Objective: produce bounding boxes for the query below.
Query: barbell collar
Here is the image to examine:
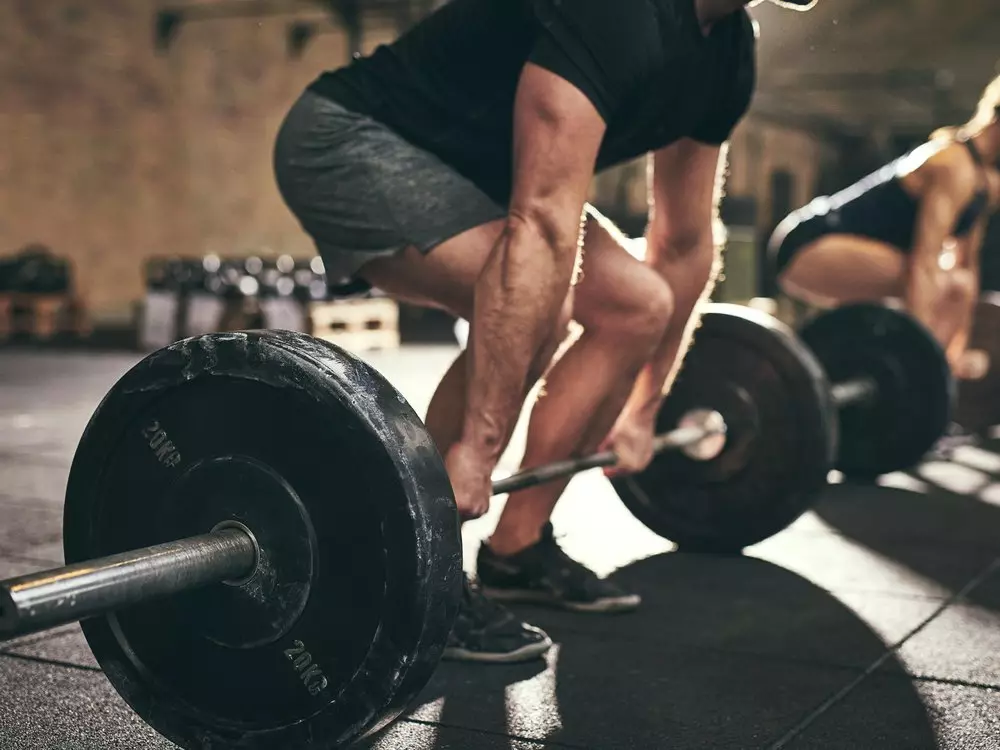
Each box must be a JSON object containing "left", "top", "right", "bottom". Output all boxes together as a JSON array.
[{"left": 0, "top": 527, "right": 258, "bottom": 641}]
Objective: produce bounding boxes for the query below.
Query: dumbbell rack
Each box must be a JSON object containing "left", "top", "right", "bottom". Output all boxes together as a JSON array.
[{"left": 141, "top": 255, "right": 401, "bottom": 354}]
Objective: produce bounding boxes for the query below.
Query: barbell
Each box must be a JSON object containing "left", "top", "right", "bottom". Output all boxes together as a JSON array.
[{"left": 0, "top": 301, "right": 951, "bottom": 748}]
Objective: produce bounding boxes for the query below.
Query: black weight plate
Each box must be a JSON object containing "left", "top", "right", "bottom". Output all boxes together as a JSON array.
[
  {"left": 954, "top": 293, "right": 1000, "bottom": 436},
  {"left": 800, "top": 303, "right": 954, "bottom": 478},
  {"left": 163, "top": 455, "right": 318, "bottom": 650},
  {"left": 63, "top": 331, "right": 462, "bottom": 750},
  {"left": 612, "top": 304, "right": 835, "bottom": 552}
]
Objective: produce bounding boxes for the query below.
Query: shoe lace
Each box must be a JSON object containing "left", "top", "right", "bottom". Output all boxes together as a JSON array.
[
  {"left": 537, "top": 530, "right": 598, "bottom": 583},
  {"left": 462, "top": 576, "right": 511, "bottom": 621}
]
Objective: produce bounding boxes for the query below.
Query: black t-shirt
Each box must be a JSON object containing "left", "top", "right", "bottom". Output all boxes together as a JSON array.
[{"left": 309, "top": 0, "right": 756, "bottom": 205}]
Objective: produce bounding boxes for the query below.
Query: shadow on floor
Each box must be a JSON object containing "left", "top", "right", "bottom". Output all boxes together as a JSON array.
[
  {"left": 376, "top": 553, "right": 934, "bottom": 750},
  {"left": 816, "top": 442, "right": 1000, "bottom": 609}
]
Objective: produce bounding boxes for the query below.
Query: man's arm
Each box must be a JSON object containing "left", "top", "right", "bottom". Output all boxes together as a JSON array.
[
  {"left": 906, "top": 166, "right": 964, "bottom": 342},
  {"left": 461, "top": 63, "right": 606, "bottom": 460},
  {"left": 620, "top": 139, "right": 727, "bottom": 422}
]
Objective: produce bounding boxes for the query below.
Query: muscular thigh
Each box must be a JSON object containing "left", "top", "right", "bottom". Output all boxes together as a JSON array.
[
  {"left": 275, "top": 91, "right": 505, "bottom": 296},
  {"left": 359, "top": 219, "right": 506, "bottom": 319},
  {"left": 573, "top": 206, "right": 668, "bottom": 328},
  {"left": 360, "top": 203, "right": 649, "bottom": 325},
  {"left": 362, "top": 207, "right": 593, "bottom": 321}
]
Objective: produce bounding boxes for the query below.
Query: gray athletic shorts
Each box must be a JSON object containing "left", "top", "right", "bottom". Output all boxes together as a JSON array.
[{"left": 273, "top": 91, "right": 506, "bottom": 287}]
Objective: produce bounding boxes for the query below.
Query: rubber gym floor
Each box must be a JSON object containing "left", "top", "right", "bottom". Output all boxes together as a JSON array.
[{"left": 1, "top": 346, "right": 999, "bottom": 750}]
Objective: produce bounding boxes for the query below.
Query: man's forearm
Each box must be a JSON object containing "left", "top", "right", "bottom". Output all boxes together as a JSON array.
[
  {"left": 461, "top": 219, "right": 577, "bottom": 460},
  {"left": 622, "top": 240, "right": 720, "bottom": 422}
]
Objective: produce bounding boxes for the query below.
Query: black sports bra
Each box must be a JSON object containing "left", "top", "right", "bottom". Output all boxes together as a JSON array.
[
  {"left": 805, "top": 138, "right": 991, "bottom": 254},
  {"left": 952, "top": 139, "right": 991, "bottom": 237}
]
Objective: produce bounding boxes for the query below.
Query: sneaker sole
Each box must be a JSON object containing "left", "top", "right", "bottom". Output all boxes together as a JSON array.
[
  {"left": 481, "top": 587, "right": 642, "bottom": 613},
  {"left": 441, "top": 635, "right": 554, "bottom": 664}
]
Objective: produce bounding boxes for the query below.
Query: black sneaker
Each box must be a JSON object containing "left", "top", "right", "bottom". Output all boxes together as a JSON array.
[
  {"left": 477, "top": 524, "right": 642, "bottom": 613},
  {"left": 441, "top": 577, "right": 553, "bottom": 664}
]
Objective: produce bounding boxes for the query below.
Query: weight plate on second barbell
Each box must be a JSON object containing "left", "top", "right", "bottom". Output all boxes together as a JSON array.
[
  {"left": 612, "top": 304, "right": 835, "bottom": 553},
  {"left": 800, "top": 303, "right": 953, "bottom": 479}
]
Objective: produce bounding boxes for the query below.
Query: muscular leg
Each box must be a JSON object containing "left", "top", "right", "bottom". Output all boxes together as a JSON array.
[
  {"left": 421, "top": 319, "right": 573, "bottom": 459},
  {"left": 777, "top": 234, "right": 907, "bottom": 307},
  {"left": 488, "top": 218, "right": 672, "bottom": 555},
  {"left": 358, "top": 219, "right": 571, "bottom": 662},
  {"left": 359, "top": 220, "right": 574, "bottom": 466}
]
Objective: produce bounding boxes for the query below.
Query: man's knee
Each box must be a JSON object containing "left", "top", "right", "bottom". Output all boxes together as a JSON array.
[
  {"left": 637, "top": 278, "right": 674, "bottom": 342},
  {"left": 593, "top": 271, "right": 674, "bottom": 349}
]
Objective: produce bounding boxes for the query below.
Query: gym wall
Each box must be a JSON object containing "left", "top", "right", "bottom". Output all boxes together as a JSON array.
[
  {"left": 588, "top": 116, "right": 829, "bottom": 301},
  {"left": 0, "top": 1, "right": 830, "bottom": 325},
  {"left": 588, "top": 117, "right": 827, "bottom": 226},
  {"left": 0, "top": 1, "right": 402, "bottom": 326},
  {"left": 727, "top": 120, "right": 828, "bottom": 225}
]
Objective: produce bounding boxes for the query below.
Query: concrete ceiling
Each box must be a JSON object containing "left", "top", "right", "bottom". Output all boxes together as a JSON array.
[{"left": 748, "top": 0, "right": 1000, "bottom": 137}]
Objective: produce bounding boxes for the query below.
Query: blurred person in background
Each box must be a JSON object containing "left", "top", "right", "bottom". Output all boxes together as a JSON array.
[{"left": 771, "top": 74, "right": 1000, "bottom": 381}]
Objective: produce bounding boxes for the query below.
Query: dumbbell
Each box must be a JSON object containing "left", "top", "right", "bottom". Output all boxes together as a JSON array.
[
  {"left": 238, "top": 256, "right": 264, "bottom": 298},
  {"left": 10, "top": 244, "right": 70, "bottom": 294},
  {"left": 181, "top": 256, "right": 230, "bottom": 337},
  {"left": 35, "top": 257, "right": 71, "bottom": 294},
  {"left": 0, "top": 302, "right": 951, "bottom": 748},
  {"left": 259, "top": 255, "right": 309, "bottom": 332},
  {"left": 216, "top": 256, "right": 266, "bottom": 329},
  {"left": 292, "top": 256, "right": 329, "bottom": 302},
  {"left": 259, "top": 255, "right": 298, "bottom": 300},
  {"left": 139, "top": 257, "right": 187, "bottom": 350},
  {"left": 144, "top": 257, "right": 172, "bottom": 292}
]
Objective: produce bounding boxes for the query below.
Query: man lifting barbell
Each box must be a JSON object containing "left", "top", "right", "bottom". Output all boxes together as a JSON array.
[
  {"left": 769, "top": 73, "right": 1000, "bottom": 380},
  {"left": 0, "top": 299, "right": 955, "bottom": 750},
  {"left": 275, "top": 0, "right": 818, "bottom": 664}
]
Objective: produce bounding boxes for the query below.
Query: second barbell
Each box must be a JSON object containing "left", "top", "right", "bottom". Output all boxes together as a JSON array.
[{"left": 600, "top": 301, "right": 952, "bottom": 552}]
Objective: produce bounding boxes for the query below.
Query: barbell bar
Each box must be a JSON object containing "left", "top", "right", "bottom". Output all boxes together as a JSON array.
[
  {"left": 492, "top": 410, "right": 728, "bottom": 495},
  {"left": 0, "top": 526, "right": 258, "bottom": 638},
  {"left": 0, "top": 405, "right": 734, "bottom": 641},
  {"left": 0, "top": 301, "right": 952, "bottom": 749},
  {"left": 493, "top": 361, "right": 879, "bottom": 498},
  {"left": 2, "top": 408, "right": 735, "bottom": 641},
  {"left": 0, "top": 362, "right": 880, "bottom": 640},
  {"left": 0, "top": 414, "right": 730, "bottom": 642}
]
